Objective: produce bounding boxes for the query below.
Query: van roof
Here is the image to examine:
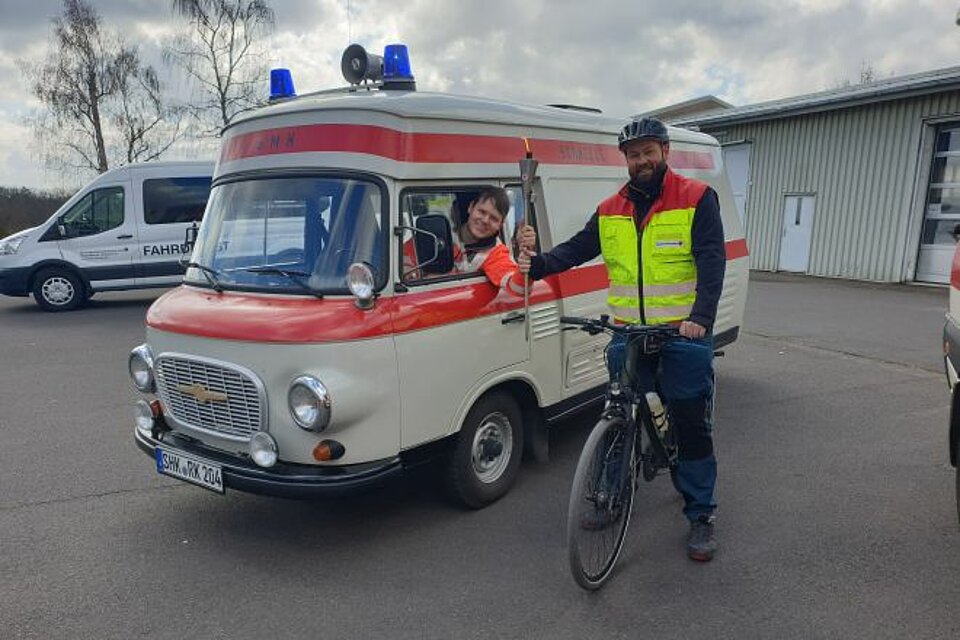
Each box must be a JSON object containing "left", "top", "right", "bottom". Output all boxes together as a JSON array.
[
  {"left": 229, "top": 90, "right": 717, "bottom": 146},
  {"left": 92, "top": 160, "right": 215, "bottom": 180}
]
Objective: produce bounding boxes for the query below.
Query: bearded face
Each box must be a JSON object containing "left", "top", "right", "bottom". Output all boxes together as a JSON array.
[{"left": 623, "top": 139, "right": 669, "bottom": 185}]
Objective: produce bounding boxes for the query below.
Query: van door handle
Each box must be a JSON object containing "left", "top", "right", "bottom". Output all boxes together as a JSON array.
[
  {"left": 501, "top": 311, "right": 525, "bottom": 325},
  {"left": 117, "top": 234, "right": 133, "bottom": 239}
]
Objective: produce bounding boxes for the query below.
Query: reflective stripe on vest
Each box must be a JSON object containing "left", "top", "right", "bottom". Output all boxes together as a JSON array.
[{"left": 597, "top": 170, "right": 706, "bottom": 325}]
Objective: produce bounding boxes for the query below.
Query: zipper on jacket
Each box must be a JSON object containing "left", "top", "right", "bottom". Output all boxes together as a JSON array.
[{"left": 637, "top": 221, "right": 646, "bottom": 325}]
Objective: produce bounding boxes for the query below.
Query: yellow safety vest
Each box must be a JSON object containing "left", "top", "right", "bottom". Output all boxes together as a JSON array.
[{"left": 597, "top": 169, "right": 707, "bottom": 324}]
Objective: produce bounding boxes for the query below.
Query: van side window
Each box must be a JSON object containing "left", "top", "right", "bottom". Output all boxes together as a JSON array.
[
  {"left": 400, "top": 187, "right": 485, "bottom": 284},
  {"left": 143, "top": 177, "right": 212, "bottom": 224},
  {"left": 58, "top": 187, "right": 125, "bottom": 238}
]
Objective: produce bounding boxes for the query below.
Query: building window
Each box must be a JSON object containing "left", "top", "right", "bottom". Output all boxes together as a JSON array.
[
  {"left": 916, "top": 124, "right": 960, "bottom": 283},
  {"left": 923, "top": 126, "right": 960, "bottom": 244}
]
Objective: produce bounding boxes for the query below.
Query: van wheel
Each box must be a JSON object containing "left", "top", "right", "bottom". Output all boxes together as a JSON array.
[
  {"left": 32, "top": 268, "right": 87, "bottom": 312},
  {"left": 446, "top": 391, "right": 524, "bottom": 509}
]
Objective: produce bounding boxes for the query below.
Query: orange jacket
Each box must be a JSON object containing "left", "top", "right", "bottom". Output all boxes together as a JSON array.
[{"left": 403, "top": 236, "right": 528, "bottom": 298}]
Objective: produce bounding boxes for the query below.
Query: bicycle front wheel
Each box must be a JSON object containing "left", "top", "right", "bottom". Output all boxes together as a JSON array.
[{"left": 566, "top": 416, "right": 637, "bottom": 590}]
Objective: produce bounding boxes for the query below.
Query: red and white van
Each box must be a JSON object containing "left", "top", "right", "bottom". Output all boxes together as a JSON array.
[
  {"left": 944, "top": 241, "right": 960, "bottom": 516},
  {"left": 129, "top": 46, "right": 749, "bottom": 507}
]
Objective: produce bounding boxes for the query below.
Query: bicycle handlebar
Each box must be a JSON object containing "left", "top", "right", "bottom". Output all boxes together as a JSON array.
[{"left": 559, "top": 314, "right": 682, "bottom": 338}]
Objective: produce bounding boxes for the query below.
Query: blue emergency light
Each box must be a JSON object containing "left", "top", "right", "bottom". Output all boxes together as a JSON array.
[
  {"left": 383, "top": 44, "right": 413, "bottom": 81},
  {"left": 270, "top": 68, "right": 296, "bottom": 101}
]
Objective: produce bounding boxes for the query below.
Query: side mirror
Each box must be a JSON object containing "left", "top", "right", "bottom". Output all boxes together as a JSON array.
[
  {"left": 413, "top": 214, "right": 454, "bottom": 274},
  {"left": 953, "top": 223, "right": 960, "bottom": 242}
]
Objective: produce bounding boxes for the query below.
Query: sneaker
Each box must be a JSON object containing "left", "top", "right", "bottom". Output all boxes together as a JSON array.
[{"left": 687, "top": 514, "right": 717, "bottom": 562}]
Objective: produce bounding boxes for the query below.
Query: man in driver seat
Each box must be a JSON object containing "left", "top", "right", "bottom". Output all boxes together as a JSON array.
[{"left": 407, "top": 186, "right": 536, "bottom": 299}]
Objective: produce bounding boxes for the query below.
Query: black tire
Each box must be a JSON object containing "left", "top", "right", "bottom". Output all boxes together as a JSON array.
[
  {"left": 32, "top": 268, "right": 88, "bottom": 312},
  {"left": 446, "top": 391, "right": 524, "bottom": 509},
  {"left": 566, "top": 416, "right": 636, "bottom": 590}
]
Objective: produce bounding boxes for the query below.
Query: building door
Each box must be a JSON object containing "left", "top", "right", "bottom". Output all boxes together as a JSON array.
[
  {"left": 916, "top": 125, "right": 960, "bottom": 283},
  {"left": 722, "top": 142, "right": 752, "bottom": 223},
  {"left": 779, "top": 194, "right": 815, "bottom": 272}
]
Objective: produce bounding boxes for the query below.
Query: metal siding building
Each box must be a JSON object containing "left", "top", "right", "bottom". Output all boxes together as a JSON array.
[{"left": 670, "top": 67, "right": 960, "bottom": 283}]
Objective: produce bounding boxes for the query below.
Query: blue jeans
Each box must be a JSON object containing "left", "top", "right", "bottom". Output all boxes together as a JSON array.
[{"left": 606, "top": 332, "right": 717, "bottom": 521}]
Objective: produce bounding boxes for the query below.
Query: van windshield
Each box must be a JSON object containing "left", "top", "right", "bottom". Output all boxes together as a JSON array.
[{"left": 186, "top": 176, "right": 386, "bottom": 295}]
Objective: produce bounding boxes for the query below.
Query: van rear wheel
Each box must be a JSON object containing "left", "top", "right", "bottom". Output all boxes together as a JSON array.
[
  {"left": 446, "top": 391, "right": 524, "bottom": 509},
  {"left": 32, "top": 268, "right": 87, "bottom": 312}
]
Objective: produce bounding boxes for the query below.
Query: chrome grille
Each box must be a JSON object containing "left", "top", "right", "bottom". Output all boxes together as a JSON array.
[{"left": 155, "top": 355, "right": 264, "bottom": 441}]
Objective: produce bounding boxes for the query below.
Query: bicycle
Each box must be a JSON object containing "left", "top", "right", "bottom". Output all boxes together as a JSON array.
[{"left": 562, "top": 314, "right": 684, "bottom": 590}]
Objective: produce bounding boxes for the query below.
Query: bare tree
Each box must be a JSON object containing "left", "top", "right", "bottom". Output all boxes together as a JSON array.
[
  {"left": 113, "top": 55, "right": 184, "bottom": 163},
  {"left": 832, "top": 61, "right": 883, "bottom": 90},
  {"left": 164, "top": 0, "right": 275, "bottom": 137},
  {"left": 20, "top": 0, "right": 181, "bottom": 177}
]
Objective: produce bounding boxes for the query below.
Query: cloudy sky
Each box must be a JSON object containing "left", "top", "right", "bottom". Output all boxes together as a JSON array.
[{"left": 0, "top": 0, "right": 959, "bottom": 190}]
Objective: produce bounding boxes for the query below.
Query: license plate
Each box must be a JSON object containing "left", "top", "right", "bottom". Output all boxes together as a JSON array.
[{"left": 156, "top": 446, "right": 224, "bottom": 494}]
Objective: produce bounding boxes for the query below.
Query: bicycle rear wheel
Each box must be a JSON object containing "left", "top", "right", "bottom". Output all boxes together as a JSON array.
[{"left": 566, "top": 416, "right": 637, "bottom": 590}]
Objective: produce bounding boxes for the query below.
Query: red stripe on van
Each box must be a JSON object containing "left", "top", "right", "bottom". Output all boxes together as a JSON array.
[
  {"left": 219, "top": 124, "right": 715, "bottom": 170},
  {"left": 147, "top": 282, "right": 549, "bottom": 343},
  {"left": 148, "top": 241, "right": 745, "bottom": 343},
  {"left": 725, "top": 238, "right": 749, "bottom": 259}
]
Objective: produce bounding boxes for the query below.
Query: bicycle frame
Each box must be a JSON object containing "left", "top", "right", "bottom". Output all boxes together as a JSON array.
[{"left": 564, "top": 314, "right": 679, "bottom": 502}]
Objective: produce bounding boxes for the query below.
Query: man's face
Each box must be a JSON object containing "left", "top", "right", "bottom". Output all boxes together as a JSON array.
[
  {"left": 466, "top": 197, "right": 505, "bottom": 240},
  {"left": 624, "top": 139, "right": 669, "bottom": 183}
]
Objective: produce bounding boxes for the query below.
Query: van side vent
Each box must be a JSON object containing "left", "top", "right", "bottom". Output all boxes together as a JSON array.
[
  {"left": 564, "top": 342, "right": 607, "bottom": 389},
  {"left": 530, "top": 304, "right": 560, "bottom": 341}
]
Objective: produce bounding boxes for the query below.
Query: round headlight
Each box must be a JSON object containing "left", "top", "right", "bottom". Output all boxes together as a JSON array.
[
  {"left": 249, "top": 431, "right": 278, "bottom": 468},
  {"left": 129, "top": 344, "right": 156, "bottom": 393},
  {"left": 134, "top": 400, "right": 155, "bottom": 436},
  {"left": 347, "top": 262, "right": 375, "bottom": 308},
  {"left": 288, "top": 376, "right": 332, "bottom": 431}
]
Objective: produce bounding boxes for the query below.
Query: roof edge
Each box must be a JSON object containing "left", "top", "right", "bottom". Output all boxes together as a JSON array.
[{"left": 673, "top": 66, "right": 960, "bottom": 127}]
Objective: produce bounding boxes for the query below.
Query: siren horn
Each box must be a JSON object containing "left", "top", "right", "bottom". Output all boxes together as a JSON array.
[{"left": 341, "top": 44, "right": 384, "bottom": 85}]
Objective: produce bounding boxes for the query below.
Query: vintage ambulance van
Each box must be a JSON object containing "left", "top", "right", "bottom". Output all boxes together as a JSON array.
[
  {"left": 0, "top": 161, "right": 213, "bottom": 311},
  {"left": 129, "top": 45, "right": 749, "bottom": 508}
]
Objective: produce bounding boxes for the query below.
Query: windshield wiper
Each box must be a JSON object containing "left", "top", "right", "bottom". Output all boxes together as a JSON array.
[
  {"left": 185, "top": 261, "right": 224, "bottom": 292},
  {"left": 241, "top": 265, "right": 324, "bottom": 299}
]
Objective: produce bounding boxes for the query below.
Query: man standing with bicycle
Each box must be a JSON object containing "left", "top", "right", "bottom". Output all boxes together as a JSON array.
[{"left": 518, "top": 117, "right": 725, "bottom": 562}]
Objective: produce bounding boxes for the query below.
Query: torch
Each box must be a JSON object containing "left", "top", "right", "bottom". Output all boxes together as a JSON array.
[{"left": 519, "top": 138, "right": 539, "bottom": 341}]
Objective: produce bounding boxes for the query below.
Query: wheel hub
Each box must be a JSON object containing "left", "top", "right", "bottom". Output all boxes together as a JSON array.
[
  {"left": 42, "top": 277, "right": 74, "bottom": 305},
  {"left": 470, "top": 412, "right": 512, "bottom": 484}
]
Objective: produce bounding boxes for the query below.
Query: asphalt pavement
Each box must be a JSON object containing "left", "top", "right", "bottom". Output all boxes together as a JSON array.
[{"left": 1, "top": 275, "right": 958, "bottom": 640}]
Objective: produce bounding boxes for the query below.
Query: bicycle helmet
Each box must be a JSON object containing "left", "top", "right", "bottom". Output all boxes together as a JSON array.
[{"left": 618, "top": 117, "right": 669, "bottom": 149}]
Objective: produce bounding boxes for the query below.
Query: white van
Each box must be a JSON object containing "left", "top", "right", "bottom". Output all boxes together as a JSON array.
[
  {"left": 0, "top": 161, "right": 214, "bottom": 311},
  {"left": 128, "top": 46, "right": 749, "bottom": 507}
]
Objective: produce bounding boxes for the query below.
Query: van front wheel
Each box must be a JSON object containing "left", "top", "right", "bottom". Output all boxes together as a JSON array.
[
  {"left": 446, "top": 391, "right": 524, "bottom": 509},
  {"left": 32, "top": 268, "right": 87, "bottom": 312}
]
